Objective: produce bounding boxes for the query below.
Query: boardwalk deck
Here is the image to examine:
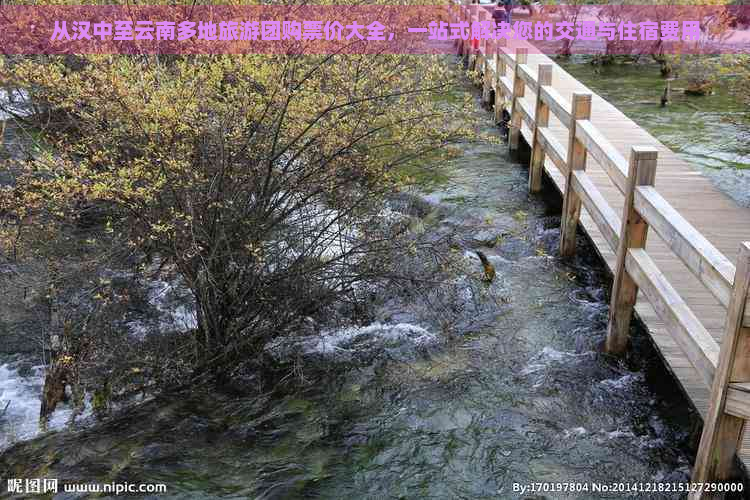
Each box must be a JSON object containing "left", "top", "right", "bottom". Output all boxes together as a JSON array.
[{"left": 482, "top": 49, "right": 750, "bottom": 472}]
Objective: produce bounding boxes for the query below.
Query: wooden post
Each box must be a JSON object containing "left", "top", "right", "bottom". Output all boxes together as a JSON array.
[
  {"left": 468, "top": 7, "right": 477, "bottom": 71},
  {"left": 493, "top": 39, "right": 507, "bottom": 123},
  {"left": 456, "top": 6, "right": 462, "bottom": 55},
  {"left": 508, "top": 47, "right": 528, "bottom": 152},
  {"left": 496, "top": 38, "right": 507, "bottom": 75},
  {"left": 456, "top": 11, "right": 463, "bottom": 56},
  {"left": 477, "top": 7, "right": 487, "bottom": 69},
  {"left": 528, "top": 64, "right": 552, "bottom": 193},
  {"left": 603, "top": 146, "right": 658, "bottom": 353},
  {"left": 558, "top": 92, "right": 592, "bottom": 257},
  {"left": 451, "top": 3, "right": 463, "bottom": 54},
  {"left": 482, "top": 39, "right": 493, "bottom": 105},
  {"left": 461, "top": 7, "right": 469, "bottom": 63},
  {"left": 690, "top": 242, "right": 750, "bottom": 495},
  {"left": 460, "top": 7, "right": 466, "bottom": 58}
]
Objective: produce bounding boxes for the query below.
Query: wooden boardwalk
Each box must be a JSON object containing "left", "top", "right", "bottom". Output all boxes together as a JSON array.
[{"left": 457, "top": 5, "right": 750, "bottom": 490}]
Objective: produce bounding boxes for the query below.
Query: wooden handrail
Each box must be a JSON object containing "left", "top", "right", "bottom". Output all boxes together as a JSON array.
[
  {"left": 498, "top": 75, "right": 513, "bottom": 98},
  {"left": 536, "top": 127, "right": 567, "bottom": 175},
  {"left": 517, "top": 64, "right": 539, "bottom": 93},
  {"left": 575, "top": 120, "right": 629, "bottom": 194},
  {"left": 635, "top": 187, "right": 736, "bottom": 302},
  {"left": 497, "top": 46, "right": 515, "bottom": 70},
  {"left": 625, "top": 248, "right": 720, "bottom": 387},
  {"left": 692, "top": 243, "right": 750, "bottom": 490},
  {"left": 483, "top": 38, "right": 746, "bottom": 323},
  {"left": 634, "top": 186, "right": 740, "bottom": 315},
  {"left": 471, "top": 38, "right": 750, "bottom": 490},
  {"left": 517, "top": 96, "right": 535, "bottom": 129},
  {"left": 539, "top": 86, "right": 572, "bottom": 128},
  {"left": 571, "top": 170, "right": 621, "bottom": 252}
]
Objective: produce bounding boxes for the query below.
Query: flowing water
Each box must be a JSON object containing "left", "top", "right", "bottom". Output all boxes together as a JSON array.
[
  {"left": 0, "top": 74, "right": 709, "bottom": 499},
  {"left": 0, "top": 358, "right": 94, "bottom": 452},
  {"left": 559, "top": 57, "right": 750, "bottom": 207}
]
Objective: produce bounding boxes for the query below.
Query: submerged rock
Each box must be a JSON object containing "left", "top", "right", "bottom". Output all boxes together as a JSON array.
[
  {"left": 269, "top": 322, "right": 440, "bottom": 365},
  {"left": 471, "top": 229, "right": 504, "bottom": 247}
]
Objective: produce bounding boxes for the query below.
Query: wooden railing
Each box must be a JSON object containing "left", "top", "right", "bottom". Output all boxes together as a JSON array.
[{"left": 454, "top": 3, "right": 750, "bottom": 494}]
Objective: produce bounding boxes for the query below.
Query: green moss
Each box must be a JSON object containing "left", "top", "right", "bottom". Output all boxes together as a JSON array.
[
  {"left": 395, "top": 162, "right": 451, "bottom": 192},
  {"left": 338, "top": 383, "right": 362, "bottom": 403},
  {"left": 443, "top": 195, "right": 467, "bottom": 204},
  {"left": 284, "top": 397, "right": 313, "bottom": 416}
]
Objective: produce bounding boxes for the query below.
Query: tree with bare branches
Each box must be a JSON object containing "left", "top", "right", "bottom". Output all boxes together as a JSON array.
[{"left": 0, "top": 52, "right": 473, "bottom": 418}]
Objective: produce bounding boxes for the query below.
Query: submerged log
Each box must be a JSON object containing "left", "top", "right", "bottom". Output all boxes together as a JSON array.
[
  {"left": 661, "top": 81, "right": 671, "bottom": 108},
  {"left": 475, "top": 250, "right": 496, "bottom": 283},
  {"left": 685, "top": 81, "right": 715, "bottom": 96},
  {"left": 39, "top": 322, "right": 85, "bottom": 430},
  {"left": 39, "top": 358, "right": 71, "bottom": 431}
]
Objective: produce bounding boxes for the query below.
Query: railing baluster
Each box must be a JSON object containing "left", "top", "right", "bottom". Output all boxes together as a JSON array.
[
  {"left": 469, "top": 4, "right": 479, "bottom": 71},
  {"left": 559, "top": 92, "right": 592, "bottom": 257},
  {"left": 604, "top": 146, "right": 658, "bottom": 354},
  {"left": 529, "top": 64, "right": 552, "bottom": 193},
  {"left": 461, "top": 6, "right": 470, "bottom": 63},
  {"left": 482, "top": 39, "right": 494, "bottom": 106},
  {"left": 691, "top": 242, "right": 750, "bottom": 494},
  {"left": 478, "top": 10, "right": 486, "bottom": 70},
  {"left": 508, "top": 47, "right": 528, "bottom": 152},
  {"left": 493, "top": 39, "right": 506, "bottom": 123}
]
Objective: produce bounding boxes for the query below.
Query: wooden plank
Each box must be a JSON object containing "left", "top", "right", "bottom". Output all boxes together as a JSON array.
[
  {"left": 625, "top": 248, "right": 720, "bottom": 387},
  {"left": 575, "top": 119, "right": 629, "bottom": 194},
  {"left": 634, "top": 185, "right": 738, "bottom": 316},
  {"left": 726, "top": 383, "right": 750, "bottom": 420},
  {"left": 571, "top": 170, "right": 621, "bottom": 252}
]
